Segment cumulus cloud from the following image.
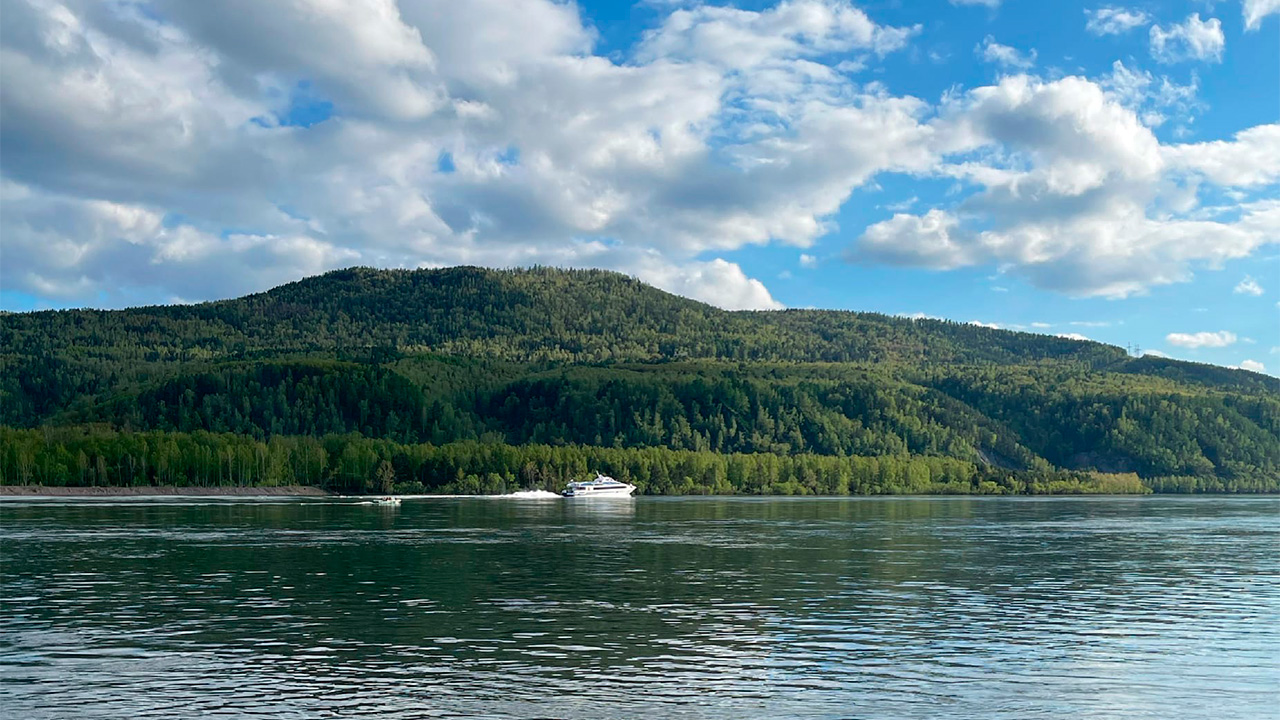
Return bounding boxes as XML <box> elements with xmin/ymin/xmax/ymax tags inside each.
<box><xmin>853</xmin><ymin>210</ymin><xmax>970</xmax><ymax>269</ymax></box>
<box><xmin>848</xmin><ymin>74</ymin><xmax>1280</xmax><ymax>298</ymax></box>
<box><xmin>799</xmin><ymin>253</ymin><xmax>818</xmax><ymax>268</ymax></box>
<box><xmin>0</xmin><ymin>182</ymin><xmax>361</xmax><ymax>304</ymax></box>
<box><xmin>626</xmin><ymin>257</ymin><xmax>783</xmax><ymax>310</ymax></box>
<box><xmin>976</xmin><ymin>36</ymin><xmax>1036</xmax><ymax>70</ymax></box>
<box><xmin>1</xmin><ymin>0</ymin><xmax>1276</xmax><ymax>312</ymax></box>
<box><xmin>1237</xmin><ymin>359</ymin><xmax>1266</xmax><ymax>372</ymax></box>
<box><xmin>1085</xmin><ymin>7</ymin><xmax>1149</xmax><ymax>35</ymax></box>
<box><xmin>1149</xmin><ymin>14</ymin><xmax>1224</xmax><ymax>64</ymax></box>
<box><xmin>153</xmin><ymin>0</ymin><xmax>445</xmax><ymax>121</ymax></box>
<box><xmin>1163</xmin><ymin>124</ymin><xmax>1280</xmax><ymax>186</ymax></box>
<box><xmin>1166</xmin><ymin>330</ymin><xmax>1237</xmax><ymax>348</ymax></box>
<box><xmin>0</xmin><ymin>0</ymin><xmax>926</xmax><ymax>310</ymax></box>
<box><xmin>1057</xmin><ymin>332</ymin><xmax>1090</xmax><ymax>341</ymax></box>
<box><xmin>1235</xmin><ymin>276</ymin><xmax>1265</xmax><ymax>296</ymax></box>
<box><xmin>1244</xmin><ymin>0</ymin><xmax>1280</xmax><ymax>30</ymax></box>
<box><xmin>637</xmin><ymin>0</ymin><xmax>920</xmax><ymax>66</ymax></box>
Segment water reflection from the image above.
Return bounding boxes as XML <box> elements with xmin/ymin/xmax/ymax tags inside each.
<box><xmin>561</xmin><ymin>497</ymin><xmax>637</xmax><ymax>521</ymax></box>
<box><xmin>1</xmin><ymin>496</ymin><xmax>1277</xmax><ymax>719</ymax></box>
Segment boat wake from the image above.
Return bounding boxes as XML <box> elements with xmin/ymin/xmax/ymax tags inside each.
<box><xmin>493</xmin><ymin>490</ymin><xmax>562</xmax><ymax>500</ymax></box>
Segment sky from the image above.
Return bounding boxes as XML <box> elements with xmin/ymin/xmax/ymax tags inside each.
<box><xmin>0</xmin><ymin>0</ymin><xmax>1277</xmax><ymax>374</ymax></box>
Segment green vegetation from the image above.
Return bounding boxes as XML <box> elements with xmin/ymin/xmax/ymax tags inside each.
<box><xmin>0</xmin><ymin>427</ymin><xmax>1153</xmax><ymax>496</ymax></box>
<box><xmin>2</xmin><ymin>266</ymin><xmax>1276</xmax><ymax>493</ymax></box>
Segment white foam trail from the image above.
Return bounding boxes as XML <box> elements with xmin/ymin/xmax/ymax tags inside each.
<box><xmin>494</xmin><ymin>490</ymin><xmax>562</xmax><ymax>500</ymax></box>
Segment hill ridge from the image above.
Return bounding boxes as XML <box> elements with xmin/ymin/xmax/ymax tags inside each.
<box><xmin>2</xmin><ymin>266</ymin><xmax>1277</xmax><ymax>490</ymax></box>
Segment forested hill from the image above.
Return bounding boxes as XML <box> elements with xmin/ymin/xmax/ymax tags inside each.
<box><xmin>4</xmin><ymin>266</ymin><xmax>1130</xmax><ymax>365</ymax></box>
<box><xmin>2</xmin><ymin>266</ymin><xmax>1278</xmax><ymax>493</ymax></box>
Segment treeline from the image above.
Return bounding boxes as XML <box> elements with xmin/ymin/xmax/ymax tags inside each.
<box><xmin>0</xmin><ymin>427</ymin><xmax>1166</xmax><ymax>496</ymax></box>
<box><xmin>1</xmin><ymin>266</ymin><xmax>1128</xmax><ymax>373</ymax></box>
<box><xmin>480</xmin><ymin>366</ymin><xmax>1047</xmax><ymax>465</ymax></box>
<box><xmin>65</xmin><ymin>361</ymin><xmax>438</xmax><ymax>442</ymax></box>
<box><xmin>921</xmin><ymin>366</ymin><xmax>1280</xmax><ymax>480</ymax></box>
<box><xmin>2</xmin><ymin>266</ymin><xmax>1277</xmax><ymax>492</ymax></box>
<box><xmin>27</xmin><ymin>358</ymin><xmax>1279</xmax><ymax>484</ymax></box>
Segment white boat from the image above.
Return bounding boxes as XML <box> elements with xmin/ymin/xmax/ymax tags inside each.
<box><xmin>562</xmin><ymin>474</ymin><xmax>636</xmax><ymax>498</ymax></box>
<box><xmin>374</xmin><ymin>496</ymin><xmax>401</xmax><ymax>506</ymax></box>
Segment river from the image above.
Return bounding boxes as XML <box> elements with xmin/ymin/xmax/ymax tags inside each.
<box><xmin>2</xmin><ymin>495</ymin><xmax>1277</xmax><ymax>718</ymax></box>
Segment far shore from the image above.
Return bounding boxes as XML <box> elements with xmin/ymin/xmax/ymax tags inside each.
<box><xmin>0</xmin><ymin>485</ymin><xmax>330</xmax><ymax>497</ymax></box>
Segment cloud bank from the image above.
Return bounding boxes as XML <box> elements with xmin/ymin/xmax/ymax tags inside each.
<box><xmin>1166</xmin><ymin>331</ymin><xmax>1237</xmax><ymax>348</ymax></box>
<box><xmin>0</xmin><ymin>0</ymin><xmax>1276</xmax><ymax>311</ymax></box>
<box><xmin>848</xmin><ymin>75</ymin><xmax>1280</xmax><ymax>298</ymax></box>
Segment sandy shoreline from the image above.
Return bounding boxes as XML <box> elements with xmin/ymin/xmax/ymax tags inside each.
<box><xmin>0</xmin><ymin>485</ymin><xmax>329</xmax><ymax>497</ymax></box>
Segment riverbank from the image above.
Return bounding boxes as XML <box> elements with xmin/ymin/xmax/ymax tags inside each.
<box><xmin>0</xmin><ymin>485</ymin><xmax>329</xmax><ymax>497</ymax></box>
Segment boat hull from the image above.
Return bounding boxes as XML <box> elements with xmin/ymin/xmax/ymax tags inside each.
<box><xmin>561</xmin><ymin>487</ymin><xmax>636</xmax><ymax>498</ymax></box>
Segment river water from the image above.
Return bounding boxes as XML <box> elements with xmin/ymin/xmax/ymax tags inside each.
<box><xmin>1</xmin><ymin>496</ymin><xmax>1277</xmax><ymax>719</ymax></box>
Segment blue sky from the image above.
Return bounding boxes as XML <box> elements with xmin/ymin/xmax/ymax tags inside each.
<box><xmin>0</xmin><ymin>0</ymin><xmax>1277</xmax><ymax>373</ymax></box>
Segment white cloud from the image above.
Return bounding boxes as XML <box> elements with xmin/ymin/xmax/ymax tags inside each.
<box><xmin>0</xmin><ymin>0</ymin><xmax>928</xmax><ymax>309</ymax></box>
<box><xmin>0</xmin><ymin>183</ymin><xmax>361</xmax><ymax>304</ymax></box>
<box><xmin>951</xmin><ymin>0</ymin><xmax>1001</xmax><ymax>7</ymax></box>
<box><xmin>2</xmin><ymin>180</ymin><xmax>781</xmax><ymax>310</ymax></box>
<box><xmin>1100</xmin><ymin>60</ymin><xmax>1200</xmax><ymax>128</ymax></box>
<box><xmin>855</xmin><ymin>209</ymin><xmax>970</xmax><ymax>268</ymax></box>
<box><xmin>976</xmin><ymin>36</ymin><xmax>1036</xmax><ymax>70</ymax></box>
<box><xmin>1085</xmin><ymin>7</ymin><xmax>1150</xmax><ymax>35</ymax></box>
<box><xmin>1057</xmin><ymin>332</ymin><xmax>1090</xmax><ymax>341</ymax></box>
<box><xmin>1</xmin><ymin>0</ymin><xmax>1274</xmax><ymax>312</ymax></box>
<box><xmin>1235</xmin><ymin>276</ymin><xmax>1265</xmax><ymax>296</ymax></box>
<box><xmin>848</xmin><ymin>74</ymin><xmax>1280</xmax><ymax>298</ymax></box>
<box><xmin>1150</xmin><ymin>14</ymin><xmax>1224</xmax><ymax>64</ymax></box>
<box><xmin>1244</xmin><ymin>0</ymin><xmax>1280</xmax><ymax>30</ymax></box>
<box><xmin>1140</xmin><ymin>349</ymin><xmax>1169</xmax><ymax>357</ymax></box>
<box><xmin>1163</xmin><ymin>124</ymin><xmax>1280</xmax><ymax>186</ymax></box>
<box><xmin>1237</xmin><ymin>359</ymin><xmax>1266</xmax><ymax>372</ymax></box>
<box><xmin>1166</xmin><ymin>330</ymin><xmax>1237</xmax><ymax>348</ymax></box>
<box><xmin>1031</xmin><ymin>321</ymin><xmax>1052</xmax><ymax>328</ymax></box>
<box><xmin>628</xmin><ymin>257</ymin><xmax>783</xmax><ymax>310</ymax></box>
<box><xmin>969</xmin><ymin>320</ymin><xmax>1002</xmax><ymax>328</ymax></box>
<box><xmin>799</xmin><ymin>253</ymin><xmax>818</xmax><ymax>268</ymax></box>
<box><xmin>884</xmin><ymin>196</ymin><xmax>918</xmax><ymax>211</ymax></box>
<box><xmin>636</xmin><ymin>1</ymin><xmax>920</xmax><ymax>68</ymax></box>
<box><xmin>154</xmin><ymin>0</ymin><xmax>445</xmax><ymax>121</ymax></box>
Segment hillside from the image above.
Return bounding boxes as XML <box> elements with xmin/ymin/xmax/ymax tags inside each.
<box><xmin>2</xmin><ymin>266</ymin><xmax>1139</xmax><ymax>362</ymax></box>
<box><xmin>1</xmin><ymin>266</ymin><xmax>1277</xmax><ymax>493</ymax></box>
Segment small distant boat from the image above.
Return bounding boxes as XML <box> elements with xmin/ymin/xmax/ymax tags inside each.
<box><xmin>374</xmin><ymin>496</ymin><xmax>401</xmax><ymax>506</ymax></box>
<box><xmin>562</xmin><ymin>474</ymin><xmax>636</xmax><ymax>498</ymax></box>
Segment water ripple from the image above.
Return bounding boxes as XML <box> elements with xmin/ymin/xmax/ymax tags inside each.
<box><xmin>2</xmin><ymin>496</ymin><xmax>1278</xmax><ymax>719</ymax></box>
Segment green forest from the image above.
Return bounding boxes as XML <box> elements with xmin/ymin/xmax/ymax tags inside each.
<box><xmin>2</xmin><ymin>266</ymin><xmax>1277</xmax><ymax>494</ymax></box>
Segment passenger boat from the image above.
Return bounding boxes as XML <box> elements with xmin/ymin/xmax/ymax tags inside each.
<box><xmin>561</xmin><ymin>474</ymin><xmax>636</xmax><ymax>498</ymax></box>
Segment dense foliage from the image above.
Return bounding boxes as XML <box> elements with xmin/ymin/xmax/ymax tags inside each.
<box><xmin>1</xmin><ymin>427</ymin><xmax>1157</xmax><ymax>496</ymax></box>
<box><xmin>2</xmin><ymin>267</ymin><xmax>1276</xmax><ymax>492</ymax></box>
